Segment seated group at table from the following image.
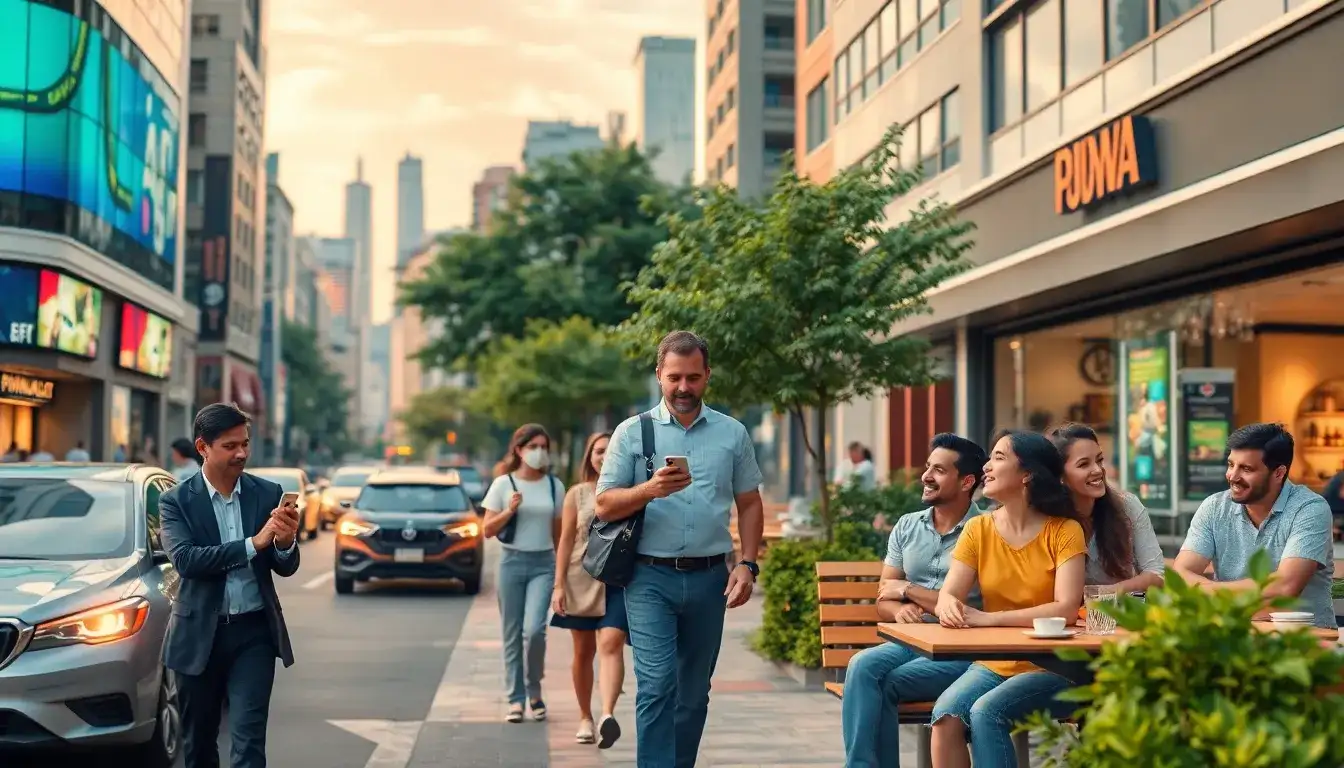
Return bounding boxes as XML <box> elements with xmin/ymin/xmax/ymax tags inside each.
<box><xmin>842</xmin><ymin>422</ymin><xmax>1337</xmax><ymax>768</ymax></box>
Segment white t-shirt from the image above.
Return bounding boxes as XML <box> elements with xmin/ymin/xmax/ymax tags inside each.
<box><xmin>482</xmin><ymin>473</ymin><xmax>564</xmax><ymax>552</ymax></box>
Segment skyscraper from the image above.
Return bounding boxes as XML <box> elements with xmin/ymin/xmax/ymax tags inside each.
<box><xmin>521</xmin><ymin>120</ymin><xmax>604</xmax><ymax>170</ymax></box>
<box><xmin>397</xmin><ymin>153</ymin><xmax>425</xmax><ymax>270</ymax></box>
<box><xmin>633</xmin><ymin>36</ymin><xmax>697</xmax><ymax>185</ymax></box>
<box><xmin>471</xmin><ymin>166</ymin><xmax>515</xmax><ymax>232</ymax></box>
<box><xmin>343</xmin><ymin>159</ymin><xmax>372</xmax><ymax>437</ymax></box>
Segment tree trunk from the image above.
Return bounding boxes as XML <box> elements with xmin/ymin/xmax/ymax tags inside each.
<box><xmin>791</xmin><ymin>403</ymin><xmax>831</xmax><ymax>543</ymax></box>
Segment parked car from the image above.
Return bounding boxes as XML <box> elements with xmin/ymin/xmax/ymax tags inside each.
<box><xmin>441</xmin><ymin>464</ymin><xmax>485</xmax><ymax>508</ymax></box>
<box><xmin>319</xmin><ymin>465</ymin><xmax>380</xmax><ymax>528</ymax></box>
<box><xmin>0</xmin><ymin>463</ymin><xmax>181</xmax><ymax>765</ymax></box>
<box><xmin>247</xmin><ymin>467</ymin><xmax>320</xmax><ymax>540</ymax></box>
<box><xmin>333</xmin><ymin>471</ymin><xmax>483</xmax><ymax>595</ymax></box>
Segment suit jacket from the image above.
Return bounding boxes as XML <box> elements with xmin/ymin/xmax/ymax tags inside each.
<box><xmin>159</xmin><ymin>471</ymin><xmax>300</xmax><ymax>676</ymax></box>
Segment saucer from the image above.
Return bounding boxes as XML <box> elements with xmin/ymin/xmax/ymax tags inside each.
<box><xmin>1023</xmin><ymin>629</ymin><xmax>1079</xmax><ymax>639</ymax></box>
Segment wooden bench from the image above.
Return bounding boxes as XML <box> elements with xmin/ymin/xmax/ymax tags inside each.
<box><xmin>730</xmin><ymin>501</ymin><xmax>787</xmax><ymax>556</ymax></box>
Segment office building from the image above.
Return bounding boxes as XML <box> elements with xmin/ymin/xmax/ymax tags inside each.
<box><xmin>363</xmin><ymin>323</ymin><xmax>392</xmax><ymax>443</ymax></box>
<box><xmin>261</xmin><ymin>153</ymin><xmax>295</xmax><ymax>463</ymax></box>
<box><xmin>311</xmin><ymin>236</ymin><xmax>360</xmax><ymax>439</ymax></box>
<box><xmin>633</xmin><ymin>36</ymin><xmax>698</xmax><ymax>185</ymax></box>
<box><xmin>521</xmin><ymin>120</ymin><xmax>604</xmax><ymax>170</ymax></box>
<box><xmin>397</xmin><ymin>153</ymin><xmax>425</xmax><ymax>270</ymax></box>
<box><xmin>796</xmin><ymin>0</ymin><xmax>832</xmax><ymax>181</ymax></box>
<box><xmin>0</xmin><ymin>0</ymin><xmax>195</xmax><ymax>461</ymax></box>
<box><xmin>183</xmin><ymin>0</ymin><xmax>269</xmax><ymax>434</ymax></box>
<box><xmin>817</xmin><ymin>0</ymin><xmax>1344</xmax><ymax>530</ymax></box>
<box><xmin>343</xmin><ymin>160</ymin><xmax>372</xmax><ymax>432</ymax></box>
<box><xmin>704</xmin><ymin>0</ymin><xmax>797</xmax><ymax>195</ymax></box>
<box><xmin>471</xmin><ymin>165</ymin><xmax>516</xmax><ymax>232</ymax></box>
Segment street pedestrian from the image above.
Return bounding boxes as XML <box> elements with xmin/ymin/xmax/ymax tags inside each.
<box><xmin>158</xmin><ymin>403</ymin><xmax>302</xmax><ymax>768</ymax></box>
<box><xmin>482</xmin><ymin>423</ymin><xmax>565</xmax><ymax>723</ymax></box>
<box><xmin>595</xmin><ymin>330</ymin><xmax>764</xmax><ymax>768</ymax></box>
<box><xmin>551</xmin><ymin>431</ymin><xmax>629</xmax><ymax>748</ymax></box>
<box><xmin>171</xmin><ymin>437</ymin><xmax>203</xmax><ymax>481</ymax></box>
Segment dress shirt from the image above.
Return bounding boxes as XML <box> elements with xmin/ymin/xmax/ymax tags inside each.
<box><xmin>207</xmin><ymin>476</ymin><xmax>296</xmax><ymax>616</ymax></box>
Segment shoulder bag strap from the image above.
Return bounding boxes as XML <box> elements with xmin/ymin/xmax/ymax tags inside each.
<box><xmin>506</xmin><ymin>473</ymin><xmax>518</xmax><ymax>492</ymax></box>
<box><xmin>639</xmin><ymin>411</ymin><xmax>656</xmax><ymax>481</ymax></box>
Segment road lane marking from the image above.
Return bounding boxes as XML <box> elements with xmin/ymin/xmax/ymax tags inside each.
<box><xmin>303</xmin><ymin>571</ymin><xmax>335</xmax><ymax>590</ymax></box>
<box><xmin>328</xmin><ymin>720</ymin><xmax>422</xmax><ymax>768</ymax></box>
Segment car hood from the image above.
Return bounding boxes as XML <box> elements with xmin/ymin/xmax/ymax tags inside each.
<box><xmin>0</xmin><ymin>557</ymin><xmax>140</xmax><ymax>620</ymax></box>
<box><xmin>350</xmin><ymin>510</ymin><xmax>478</xmax><ymax>530</ymax></box>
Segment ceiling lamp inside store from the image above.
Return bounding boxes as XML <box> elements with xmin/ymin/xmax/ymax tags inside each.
<box><xmin>1119</xmin><ymin>296</ymin><xmax>1256</xmax><ymax>345</ymax></box>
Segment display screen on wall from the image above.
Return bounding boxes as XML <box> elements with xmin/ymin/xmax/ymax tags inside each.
<box><xmin>0</xmin><ymin>0</ymin><xmax>181</xmax><ymax>292</ymax></box>
<box><xmin>1124</xmin><ymin>334</ymin><xmax>1173</xmax><ymax>508</ymax></box>
<box><xmin>119</xmin><ymin>302</ymin><xmax>172</xmax><ymax>378</ymax></box>
<box><xmin>36</xmin><ymin>268</ymin><xmax>102</xmax><ymax>358</ymax></box>
<box><xmin>0</xmin><ymin>264</ymin><xmax>38</xmax><ymax>347</ymax></box>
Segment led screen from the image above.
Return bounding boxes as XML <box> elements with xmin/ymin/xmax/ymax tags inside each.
<box><xmin>36</xmin><ymin>268</ymin><xmax>102</xmax><ymax>358</ymax></box>
<box><xmin>119</xmin><ymin>302</ymin><xmax>172</xmax><ymax>378</ymax></box>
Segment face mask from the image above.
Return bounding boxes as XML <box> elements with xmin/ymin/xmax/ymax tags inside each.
<box><xmin>521</xmin><ymin>447</ymin><xmax>549</xmax><ymax>470</ymax></box>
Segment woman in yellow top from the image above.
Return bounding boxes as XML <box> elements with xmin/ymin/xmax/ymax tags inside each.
<box><xmin>930</xmin><ymin>430</ymin><xmax>1087</xmax><ymax>767</ymax></box>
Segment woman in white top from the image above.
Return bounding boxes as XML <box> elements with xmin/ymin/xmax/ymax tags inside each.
<box><xmin>1049</xmin><ymin>423</ymin><xmax>1165</xmax><ymax>592</ymax></box>
<box><xmin>836</xmin><ymin>442</ymin><xmax>877</xmax><ymax>490</ymax></box>
<box><xmin>482</xmin><ymin>424</ymin><xmax>565</xmax><ymax>724</ymax></box>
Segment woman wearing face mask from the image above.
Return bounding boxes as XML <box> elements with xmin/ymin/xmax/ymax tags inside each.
<box><xmin>1049</xmin><ymin>423</ymin><xmax>1165</xmax><ymax>593</ymax></box>
<box><xmin>929</xmin><ymin>430</ymin><xmax>1086</xmax><ymax>767</ymax></box>
<box><xmin>483</xmin><ymin>424</ymin><xmax>565</xmax><ymax>724</ymax></box>
<box><xmin>550</xmin><ymin>432</ymin><xmax>629</xmax><ymax>748</ymax></box>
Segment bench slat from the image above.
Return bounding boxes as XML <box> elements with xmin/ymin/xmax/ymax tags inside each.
<box><xmin>824</xmin><ymin>681</ymin><xmax>844</xmax><ymax>699</ymax></box>
<box><xmin>818</xmin><ymin>581</ymin><xmax>880</xmax><ymax>601</ymax></box>
<box><xmin>820</xmin><ymin>603</ymin><xmax>882</xmax><ymax>623</ymax></box>
<box><xmin>822</xmin><ymin>648</ymin><xmax>862</xmax><ymax>669</ymax></box>
<box><xmin>816</xmin><ymin>561</ymin><xmax>884</xmax><ymax>578</ymax></box>
<box><xmin>822</xmin><ymin>625</ymin><xmax>882</xmax><ymax>646</ymax></box>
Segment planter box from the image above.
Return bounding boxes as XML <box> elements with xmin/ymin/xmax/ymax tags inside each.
<box><xmin>772</xmin><ymin>660</ymin><xmax>828</xmax><ymax>687</ymax></box>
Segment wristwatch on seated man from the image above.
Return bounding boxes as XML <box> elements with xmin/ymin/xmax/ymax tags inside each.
<box><xmin>738</xmin><ymin>560</ymin><xmax>759</xmax><ymax>579</ymax></box>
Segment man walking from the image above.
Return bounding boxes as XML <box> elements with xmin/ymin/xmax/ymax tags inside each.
<box><xmin>596</xmin><ymin>330</ymin><xmax>764</xmax><ymax>768</ymax></box>
<box><xmin>159</xmin><ymin>403</ymin><xmax>302</xmax><ymax>767</ymax></box>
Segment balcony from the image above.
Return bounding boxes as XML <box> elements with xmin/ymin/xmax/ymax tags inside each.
<box><xmin>763</xmin><ymin>92</ymin><xmax>795</xmax><ymax>133</ymax></box>
<box><xmin>763</xmin><ymin>15</ymin><xmax>796</xmax><ymax>72</ymax></box>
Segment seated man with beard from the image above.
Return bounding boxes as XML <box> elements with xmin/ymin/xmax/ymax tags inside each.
<box><xmin>1173</xmin><ymin>423</ymin><xmax>1335</xmax><ymax>628</ymax></box>
<box><xmin>841</xmin><ymin>433</ymin><xmax>986</xmax><ymax>768</ymax></box>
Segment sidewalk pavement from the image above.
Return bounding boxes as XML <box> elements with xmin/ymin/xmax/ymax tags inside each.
<box><xmin>412</xmin><ymin>543</ymin><xmax>929</xmax><ymax>766</ymax></box>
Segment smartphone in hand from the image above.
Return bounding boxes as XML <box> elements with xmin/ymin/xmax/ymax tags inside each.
<box><xmin>280</xmin><ymin>491</ymin><xmax>300</xmax><ymax>510</ymax></box>
<box><xmin>665</xmin><ymin>455</ymin><xmax>691</xmax><ymax>477</ymax></box>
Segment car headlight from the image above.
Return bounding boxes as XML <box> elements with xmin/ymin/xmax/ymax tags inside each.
<box><xmin>339</xmin><ymin>518</ymin><xmax>378</xmax><ymax>536</ymax></box>
<box><xmin>29</xmin><ymin>597</ymin><xmax>150</xmax><ymax>650</ymax></box>
<box><xmin>444</xmin><ymin>521</ymin><xmax>480</xmax><ymax>538</ymax></box>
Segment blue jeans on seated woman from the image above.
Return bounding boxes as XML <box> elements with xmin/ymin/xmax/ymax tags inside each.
<box><xmin>931</xmin><ymin>663</ymin><xmax>1074</xmax><ymax>767</ymax></box>
<box><xmin>841</xmin><ymin>643</ymin><xmax>971</xmax><ymax>768</ymax></box>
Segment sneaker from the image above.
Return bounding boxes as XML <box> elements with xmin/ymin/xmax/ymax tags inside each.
<box><xmin>506</xmin><ymin>703</ymin><xmax>524</xmax><ymax>724</ymax></box>
<box><xmin>597</xmin><ymin>715</ymin><xmax>621</xmax><ymax>749</ymax></box>
<box><xmin>576</xmin><ymin>719</ymin><xmax>595</xmax><ymax>744</ymax></box>
<box><xmin>529</xmin><ymin>699</ymin><xmax>547</xmax><ymax>721</ymax></box>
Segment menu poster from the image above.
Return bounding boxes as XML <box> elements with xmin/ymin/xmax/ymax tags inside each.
<box><xmin>1179</xmin><ymin>369</ymin><xmax>1235</xmax><ymax>501</ymax></box>
<box><xmin>1124</xmin><ymin>334</ymin><xmax>1173</xmax><ymax>508</ymax></box>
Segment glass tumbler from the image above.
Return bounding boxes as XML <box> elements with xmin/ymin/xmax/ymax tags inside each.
<box><xmin>1084</xmin><ymin>585</ymin><xmax>1118</xmax><ymax>635</ymax></box>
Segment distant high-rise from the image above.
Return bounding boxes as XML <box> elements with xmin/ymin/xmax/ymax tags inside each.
<box><xmin>633</xmin><ymin>36</ymin><xmax>696</xmax><ymax>184</ymax></box>
<box><xmin>471</xmin><ymin>166</ymin><xmax>516</xmax><ymax>232</ymax></box>
<box><xmin>312</xmin><ymin>235</ymin><xmax>361</xmax><ymax>439</ymax></box>
<box><xmin>396</xmin><ymin>153</ymin><xmax>425</xmax><ymax>269</ymax></box>
<box><xmin>343</xmin><ymin>160</ymin><xmax>372</xmax><ymax>440</ymax></box>
<box><xmin>521</xmin><ymin>120</ymin><xmax>604</xmax><ymax>170</ymax></box>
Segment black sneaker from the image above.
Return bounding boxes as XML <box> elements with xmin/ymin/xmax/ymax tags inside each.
<box><xmin>598</xmin><ymin>715</ymin><xmax>621</xmax><ymax>749</ymax></box>
<box><xmin>530</xmin><ymin>699</ymin><xmax>547</xmax><ymax>721</ymax></box>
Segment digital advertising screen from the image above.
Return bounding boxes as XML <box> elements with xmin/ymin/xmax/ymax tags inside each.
<box><xmin>119</xmin><ymin>302</ymin><xmax>172</xmax><ymax>378</ymax></box>
<box><xmin>0</xmin><ymin>263</ymin><xmax>38</xmax><ymax>347</ymax></box>
<box><xmin>0</xmin><ymin>0</ymin><xmax>181</xmax><ymax>291</ymax></box>
<box><xmin>36</xmin><ymin>268</ymin><xmax>102</xmax><ymax>358</ymax></box>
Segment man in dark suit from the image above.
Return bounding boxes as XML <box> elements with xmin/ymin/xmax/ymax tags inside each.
<box><xmin>159</xmin><ymin>403</ymin><xmax>302</xmax><ymax>767</ymax></box>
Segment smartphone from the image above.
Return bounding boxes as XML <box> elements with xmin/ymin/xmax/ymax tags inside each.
<box><xmin>665</xmin><ymin>456</ymin><xmax>691</xmax><ymax>476</ymax></box>
<box><xmin>280</xmin><ymin>491</ymin><xmax>300</xmax><ymax>509</ymax></box>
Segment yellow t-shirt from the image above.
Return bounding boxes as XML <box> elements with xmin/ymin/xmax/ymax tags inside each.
<box><xmin>951</xmin><ymin>514</ymin><xmax>1087</xmax><ymax>677</ymax></box>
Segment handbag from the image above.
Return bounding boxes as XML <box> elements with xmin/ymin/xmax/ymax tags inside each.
<box><xmin>498</xmin><ymin>472</ymin><xmax>557</xmax><ymax>544</ymax></box>
<box><xmin>583</xmin><ymin>411</ymin><xmax>655</xmax><ymax>587</ymax></box>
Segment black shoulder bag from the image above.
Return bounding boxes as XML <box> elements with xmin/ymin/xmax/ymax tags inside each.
<box><xmin>583</xmin><ymin>411</ymin><xmax>654</xmax><ymax>587</ymax></box>
<box><xmin>498</xmin><ymin>472</ymin><xmax>557</xmax><ymax>544</ymax></box>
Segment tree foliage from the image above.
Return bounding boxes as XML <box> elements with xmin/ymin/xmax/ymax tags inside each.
<box><xmin>398</xmin><ymin>143</ymin><xmax>695</xmax><ymax>369</ymax></box>
<box><xmin>399</xmin><ymin>386</ymin><xmax>500</xmax><ymax>460</ymax></box>
<box><xmin>621</xmin><ymin>127</ymin><xmax>974</xmax><ymax>535</ymax></box>
<box><xmin>281</xmin><ymin>319</ymin><xmax>354</xmax><ymax>460</ymax></box>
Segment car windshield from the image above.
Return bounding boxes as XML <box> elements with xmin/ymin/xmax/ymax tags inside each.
<box><xmin>331</xmin><ymin>469</ymin><xmax>375</xmax><ymax>487</ymax></box>
<box><xmin>250</xmin><ymin>471</ymin><xmax>302</xmax><ymax>492</ymax></box>
<box><xmin>0</xmin><ymin>479</ymin><xmax>133</xmax><ymax>560</ymax></box>
<box><xmin>450</xmin><ymin>466</ymin><xmax>482</xmax><ymax>484</ymax></box>
<box><xmin>356</xmin><ymin>484</ymin><xmax>471</xmax><ymax>513</ymax></box>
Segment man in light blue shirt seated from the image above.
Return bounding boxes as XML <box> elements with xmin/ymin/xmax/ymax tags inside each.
<box><xmin>596</xmin><ymin>330</ymin><xmax>764</xmax><ymax>768</ymax></box>
<box><xmin>1173</xmin><ymin>422</ymin><xmax>1336</xmax><ymax>628</ymax></box>
<box><xmin>841</xmin><ymin>433</ymin><xmax>986</xmax><ymax>768</ymax></box>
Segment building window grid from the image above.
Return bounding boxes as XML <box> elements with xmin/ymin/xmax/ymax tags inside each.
<box><xmin>833</xmin><ymin>0</ymin><xmax>961</xmax><ymax>124</ymax></box>
<box><xmin>807</xmin><ymin>0</ymin><xmax>829</xmax><ymax>42</ymax></box>
<box><xmin>986</xmin><ymin>0</ymin><xmax>1211</xmax><ymax>135</ymax></box>
<box><xmin>806</xmin><ymin>77</ymin><xmax>830</xmax><ymax>152</ymax></box>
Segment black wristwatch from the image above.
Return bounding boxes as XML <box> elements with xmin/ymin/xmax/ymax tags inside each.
<box><xmin>738</xmin><ymin>560</ymin><xmax>759</xmax><ymax>578</ymax></box>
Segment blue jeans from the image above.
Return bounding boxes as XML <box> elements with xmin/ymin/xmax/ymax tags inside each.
<box><xmin>932</xmin><ymin>663</ymin><xmax>1074</xmax><ymax>767</ymax></box>
<box><xmin>842</xmin><ymin>644</ymin><xmax>970</xmax><ymax>768</ymax></box>
<box><xmin>624</xmin><ymin>559</ymin><xmax>730</xmax><ymax>768</ymax></box>
<box><xmin>497</xmin><ymin>547</ymin><xmax>556</xmax><ymax>705</ymax></box>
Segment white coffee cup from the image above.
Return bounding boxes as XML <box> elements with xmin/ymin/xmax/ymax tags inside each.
<box><xmin>1033</xmin><ymin>617</ymin><xmax>1067</xmax><ymax>635</ymax></box>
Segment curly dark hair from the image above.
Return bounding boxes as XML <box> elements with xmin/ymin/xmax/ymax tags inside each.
<box><xmin>1049</xmin><ymin>422</ymin><xmax>1134</xmax><ymax>580</ymax></box>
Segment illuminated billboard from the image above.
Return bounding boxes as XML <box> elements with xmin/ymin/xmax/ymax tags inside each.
<box><xmin>0</xmin><ymin>0</ymin><xmax>181</xmax><ymax>291</ymax></box>
<box><xmin>37</xmin><ymin>268</ymin><xmax>103</xmax><ymax>358</ymax></box>
<box><xmin>119</xmin><ymin>302</ymin><xmax>173</xmax><ymax>378</ymax></box>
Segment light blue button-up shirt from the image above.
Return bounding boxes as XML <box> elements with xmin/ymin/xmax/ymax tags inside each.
<box><xmin>597</xmin><ymin>400</ymin><xmax>763</xmax><ymax>558</ymax></box>
<box><xmin>208</xmin><ymin>477</ymin><xmax>295</xmax><ymax>616</ymax></box>
<box><xmin>885</xmin><ymin>506</ymin><xmax>982</xmax><ymax>609</ymax></box>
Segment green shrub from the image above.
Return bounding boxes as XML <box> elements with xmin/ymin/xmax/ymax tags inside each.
<box><xmin>1025</xmin><ymin>551</ymin><xmax>1344</xmax><ymax>768</ymax></box>
<box><xmin>1332</xmin><ymin>578</ymin><xmax>1343</xmax><ymax>599</ymax></box>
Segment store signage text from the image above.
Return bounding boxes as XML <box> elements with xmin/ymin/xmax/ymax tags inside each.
<box><xmin>7</xmin><ymin>321</ymin><xmax>34</xmax><ymax>345</ymax></box>
<box><xmin>0</xmin><ymin>372</ymin><xmax>55</xmax><ymax>404</ymax></box>
<box><xmin>1053</xmin><ymin>115</ymin><xmax>1157</xmax><ymax>215</ymax></box>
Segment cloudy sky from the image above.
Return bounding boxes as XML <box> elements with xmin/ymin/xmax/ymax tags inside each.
<box><xmin>265</xmin><ymin>0</ymin><xmax>701</xmax><ymax>323</ymax></box>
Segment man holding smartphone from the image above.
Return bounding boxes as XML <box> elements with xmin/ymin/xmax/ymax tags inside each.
<box><xmin>159</xmin><ymin>403</ymin><xmax>302</xmax><ymax>768</ymax></box>
<box><xmin>596</xmin><ymin>330</ymin><xmax>764</xmax><ymax>768</ymax></box>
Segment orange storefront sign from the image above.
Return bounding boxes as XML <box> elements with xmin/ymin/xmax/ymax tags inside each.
<box><xmin>1053</xmin><ymin>114</ymin><xmax>1157</xmax><ymax>215</ymax></box>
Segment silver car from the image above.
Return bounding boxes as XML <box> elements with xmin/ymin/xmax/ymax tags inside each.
<box><xmin>0</xmin><ymin>464</ymin><xmax>180</xmax><ymax>765</ymax></box>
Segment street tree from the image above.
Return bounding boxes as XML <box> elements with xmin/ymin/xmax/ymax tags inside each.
<box><xmin>470</xmin><ymin>316</ymin><xmax>647</xmax><ymax>479</ymax></box>
<box><xmin>620</xmin><ymin>127</ymin><xmax>974</xmax><ymax>539</ymax></box>
<box><xmin>398</xmin><ymin>143</ymin><xmax>694</xmax><ymax>369</ymax></box>
<box><xmin>399</xmin><ymin>386</ymin><xmax>500</xmax><ymax>461</ymax></box>
<box><xmin>281</xmin><ymin>319</ymin><xmax>355</xmax><ymax>461</ymax></box>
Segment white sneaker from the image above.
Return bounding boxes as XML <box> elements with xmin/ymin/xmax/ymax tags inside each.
<box><xmin>576</xmin><ymin>719</ymin><xmax>595</xmax><ymax>744</ymax></box>
<box><xmin>598</xmin><ymin>715</ymin><xmax>621</xmax><ymax>749</ymax></box>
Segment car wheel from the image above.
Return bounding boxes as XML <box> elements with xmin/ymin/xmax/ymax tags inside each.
<box><xmin>335</xmin><ymin>574</ymin><xmax>355</xmax><ymax>594</ymax></box>
<box><xmin>307</xmin><ymin>526</ymin><xmax>319</xmax><ymax>541</ymax></box>
<box><xmin>130</xmin><ymin>667</ymin><xmax>181</xmax><ymax>767</ymax></box>
<box><xmin>462</xmin><ymin>574</ymin><xmax>481</xmax><ymax>595</ymax></box>
<box><xmin>320</xmin><ymin>519</ymin><xmax>331</xmax><ymax>531</ymax></box>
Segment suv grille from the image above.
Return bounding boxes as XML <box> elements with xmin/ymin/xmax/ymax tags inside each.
<box><xmin>0</xmin><ymin>620</ymin><xmax>30</xmax><ymax>672</ymax></box>
<box><xmin>378</xmin><ymin>528</ymin><xmax>445</xmax><ymax>544</ymax></box>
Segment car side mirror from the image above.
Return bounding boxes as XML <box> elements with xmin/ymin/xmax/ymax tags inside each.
<box><xmin>152</xmin><ymin>551</ymin><xmax>171</xmax><ymax>566</ymax></box>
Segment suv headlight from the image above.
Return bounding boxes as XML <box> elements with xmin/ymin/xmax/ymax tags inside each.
<box><xmin>444</xmin><ymin>521</ymin><xmax>480</xmax><ymax>539</ymax></box>
<box><xmin>339</xmin><ymin>518</ymin><xmax>378</xmax><ymax>536</ymax></box>
<box><xmin>29</xmin><ymin>597</ymin><xmax>150</xmax><ymax>650</ymax></box>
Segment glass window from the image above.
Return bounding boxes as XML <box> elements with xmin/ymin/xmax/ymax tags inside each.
<box><xmin>1063</xmin><ymin>0</ymin><xmax>1104</xmax><ymax>86</ymax></box>
<box><xmin>919</xmin><ymin>14</ymin><xmax>939</xmax><ymax>47</ymax></box>
<box><xmin>864</xmin><ymin>22</ymin><xmax>881</xmax><ymax>93</ymax></box>
<box><xmin>991</xmin><ymin>18</ymin><xmax>1023</xmax><ymax>130</ymax></box>
<box><xmin>0</xmin><ymin>479</ymin><xmax>134</xmax><ymax>560</ymax></box>
<box><xmin>807</xmin><ymin>78</ymin><xmax>829</xmax><ymax>151</ymax></box>
<box><xmin>727</xmin><ymin>29</ymin><xmax>736</xmax><ymax>54</ymax></box>
<box><xmin>899</xmin><ymin>0</ymin><xmax>918</xmax><ymax>40</ymax></box>
<box><xmin>146</xmin><ymin>478</ymin><xmax>165</xmax><ymax>551</ymax></box>
<box><xmin>942</xmin><ymin>0</ymin><xmax>961</xmax><ymax>26</ymax></box>
<box><xmin>898</xmin><ymin>121</ymin><xmax>916</xmax><ymax>170</ymax></box>
<box><xmin>807</xmin><ymin>0</ymin><xmax>828</xmax><ymax>42</ymax></box>
<box><xmin>726</xmin><ymin>144</ymin><xmax>736</xmax><ymax>168</ymax></box>
<box><xmin>880</xmin><ymin>3</ymin><xmax>898</xmax><ymax>60</ymax></box>
<box><xmin>355</xmin><ymin>484</ymin><xmax>472</xmax><ymax>513</ymax></box>
<box><xmin>1024</xmin><ymin>0</ymin><xmax>1061</xmax><ymax>111</ymax></box>
<box><xmin>941</xmin><ymin>90</ymin><xmax>961</xmax><ymax>169</ymax></box>
<box><xmin>920</xmin><ymin>0</ymin><xmax>939</xmax><ymax>20</ymax></box>
<box><xmin>919</xmin><ymin>105</ymin><xmax>940</xmax><ymax>177</ymax></box>
<box><xmin>1106</xmin><ymin>0</ymin><xmax>1149</xmax><ymax>60</ymax></box>
<box><xmin>848</xmin><ymin>39</ymin><xmax>865</xmax><ymax>98</ymax></box>
<box><xmin>1157</xmin><ymin>0</ymin><xmax>1201</xmax><ymax>28</ymax></box>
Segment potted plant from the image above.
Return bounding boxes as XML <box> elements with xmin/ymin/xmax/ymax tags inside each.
<box><xmin>1333</xmin><ymin>578</ymin><xmax>1344</xmax><ymax>625</ymax></box>
<box><xmin>1025</xmin><ymin>551</ymin><xmax>1344</xmax><ymax>767</ymax></box>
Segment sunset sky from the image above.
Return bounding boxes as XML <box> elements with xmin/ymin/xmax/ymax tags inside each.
<box><xmin>265</xmin><ymin>0</ymin><xmax>701</xmax><ymax>323</ymax></box>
